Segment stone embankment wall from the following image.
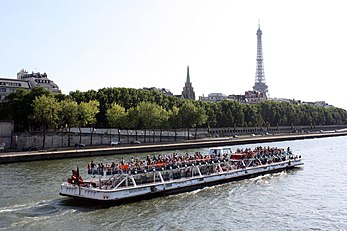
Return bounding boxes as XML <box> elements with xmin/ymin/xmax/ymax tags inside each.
<box><xmin>0</xmin><ymin>121</ymin><xmax>14</xmax><ymax>151</ymax></box>
<box><xmin>2</xmin><ymin>131</ymin><xmax>347</xmax><ymax>164</ymax></box>
<box><xmin>6</xmin><ymin>125</ymin><xmax>347</xmax><ymax>150</ymax></box>
<box><xmin>208</xmin><ymin>125</ymin><xmax>347</xmax><ymax>137</ymax></box>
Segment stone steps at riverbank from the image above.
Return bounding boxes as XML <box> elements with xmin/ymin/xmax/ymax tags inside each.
<box><xmin>1</xmin><ymin>132</ymin><xmax>346</xmax><ymax>164</ymax></box>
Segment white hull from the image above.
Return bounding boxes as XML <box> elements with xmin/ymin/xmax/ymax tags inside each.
<box><xmin>59</xmin><ymin>159</ymin><xmax>303</xmax><ymax>202</ymax></box>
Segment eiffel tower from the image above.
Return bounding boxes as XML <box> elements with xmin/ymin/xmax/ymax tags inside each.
<box><xmin>253</xmin><ymin>23</ymin><xmax>268</xmax><ymax>97</ymax></box>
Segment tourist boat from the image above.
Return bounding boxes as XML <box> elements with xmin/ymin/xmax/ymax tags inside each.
<box><xmin>59</xmin><ymin>147</ymin><xmax>303</xmax><ymax>203</ymax></box>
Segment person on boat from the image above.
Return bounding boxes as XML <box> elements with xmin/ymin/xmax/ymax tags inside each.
<box><xmin>68</xmin><ymin>168</ymin><xmax>83</xmax><ymax>185</ymax></box>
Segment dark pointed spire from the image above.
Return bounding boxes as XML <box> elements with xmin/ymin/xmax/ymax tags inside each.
<box><xmin>186</xmin><ymin>66</ymin><xmax>190</xmax><ymax>83</ymax></box>
<box><xmin>182</xmin><ymin>66</ymin><xmax>195</xmax><ymax>100</ymax></box>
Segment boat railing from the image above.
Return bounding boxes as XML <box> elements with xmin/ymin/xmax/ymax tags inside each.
<box><xmin>87</xmin><ymin>156</ymin><xmax>232</xmax><ymax>176</ymax></box>
<box><xmin>86</xmin><ymin>151</ymin><xmax>301</xmax><ymax>179</ymax></box>
<box><xmin>84</xmin><ymin>155</ymin><xmax>303</xmax><ymax>190</ymax></box>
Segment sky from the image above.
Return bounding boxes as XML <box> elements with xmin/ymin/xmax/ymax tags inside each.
<box><xmin>0</xmin><ymin>0</ymin><xmax>346</xmax><ymax>109</ymax></box>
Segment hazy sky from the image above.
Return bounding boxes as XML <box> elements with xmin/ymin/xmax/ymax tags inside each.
<box><xmin>1</xmin><ymin>0</ymin><xmax>346</xmax><ymax>109</ymax></box>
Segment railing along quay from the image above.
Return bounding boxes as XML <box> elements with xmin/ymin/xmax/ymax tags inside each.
<box><xmin>0</xmin><ymin>131</ymin><xmax>346</xmax><ymax>164</ymax></box>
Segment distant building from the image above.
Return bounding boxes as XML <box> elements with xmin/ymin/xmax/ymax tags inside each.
<box><xmin>17</xmin><ymin>69</ymin><xmax>60</xmax><ymax>93</ymax></box>
<box><xmin>199</xmin><ymin>93</ymin><xmax>227</xmax><ymax>102</ymax></box>
<box><xmin>227</xmin><ymin>94</ymin><xmax>246</xmax><ymax>104</ymax></box>
<box><xmin>0</xmin><ymin>78</ymin><xmax>31</xmax><ymax>101</ymax></box>
<box><xmin>270</xmin><ymin>98</ymin><xmax>299</xmax><ymax>104</ymax></box>
<box><xmin>270</xmin><ymin>98</ymin><xmax>332</xmax><ymax>108</ymax></box>
<box><xmin>142</xmin><ymin>87</ymin><xmax>174</xmax><ymax>96</ymax></box>
<box><xmin>313</xmin><ymin>101</ymin><xmax>331</xmax><ymax>108</ymax></box>
<box><xmin>200</xmin><ymin>91</ymin><xmax>265</xmax><ymax>104</ymax></box>
<box><xmin>181</xmin><ymin>66</ymin><xmax>195</xmax><ymax>100</ymax></box>
<box><xmin>302</xmin><ymin>101</ymin><xmax>332</xmax><ymax>108</ymax></box>
<box><xmin>0</xmin><ymin>69</ymin><xmax>61</xmax><ymax>101</ymax></box>
<box><xmin>245</xmin><ymin>90</ymin><xmax>266</xmax><ymax>104</ymax></box>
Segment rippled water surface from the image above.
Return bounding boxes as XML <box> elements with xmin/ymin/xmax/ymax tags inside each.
<box><xmin>0</xmin><ymin>136</ymin><xmax>346</xmax><ymax>230</ymax></box>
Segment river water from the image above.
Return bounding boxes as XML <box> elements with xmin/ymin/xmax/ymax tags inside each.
<box><xmin>0</xmin><ymin>136</ymin><xmax>346</xmax><ymax>230</ymax></box>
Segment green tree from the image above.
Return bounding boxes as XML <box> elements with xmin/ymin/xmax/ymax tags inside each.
<box><xmin>168</xmin><ymin>106</ymin><xmax>182</xmax><ymax>141</ymax></box>
<box><xmin>106</xmin><ymin>103</ymin><xmax>127</xmax><ymax>128</ymax></box>
<box><xmin>122</xmin><ymin>107</ymin><xmax>139</xmax><ymax>143</ymax></box>
<box><xmin>179</xmin><ymin>101</ymin><xmax>208</xmax><ymax>139</ymax></box>
<box><xmin>135</xmin><ymin>102</ymin><xmax>169</xmax><ymax>142</ymax></box>
<box><xmin>220</xmin><ymin>101</ymin><xmax>234</xmax><ymax>127</ymax></box>
<box><xmin>244</xmin><ymin>104</ymin><xmax>263</xmax><ymax>127</ymax></box>
<box><xmin>106</xmin><ymin>103</ymin><xmax>127</xmax><ymax>142</ymax></box>
<box><xmin>77</xmin><ymin>100</ymin><xmax>100</xmax><ymax>144</ymax></box>
<box><xmin>60</xmin><ymin>99</ymin><xmax>79</xmax><ymax>146</ymax></box>
<box><xmin>31</xmin><ymin>95</ymin><xmax>61</xmax><ymax>148</ymax></box>
<box><xmin>6</xmin><ymin>87</ymin><xmax>51</xmax><ymax>130</ymax></box>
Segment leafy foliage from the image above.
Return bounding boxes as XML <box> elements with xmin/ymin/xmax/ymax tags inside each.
<box><xmin>31</xmin><ymin>95</ymin><xmax>61</xmax><ymax>130</ymax></box>
<box><xmin>106</xmin><ymin>103</ymin><xmax>127</xmax><ymax>129</ymax></box>
<box><xmin>1</xmin><ymin>87</ymin><xmax>347</xmax><ymax>132</ymax></box>
<box><xmin>77</xmin><ymin>100</ymin><xmax>100</xmax><ymax>128</ymax></box>
<box><xmin>60</xmin><ymin>99</ymin><xmax>79</xmax><ymax>130</ymax></box>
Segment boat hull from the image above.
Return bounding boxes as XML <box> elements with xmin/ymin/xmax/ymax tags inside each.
<box><xmin>60</xmin><ymin>159</ymin><xmax>303</xmax><ymax>204</ymax></box>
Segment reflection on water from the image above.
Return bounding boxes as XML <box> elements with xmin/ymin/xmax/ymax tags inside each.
<box><xmin>0</xmin><ymin>136</ymin><xmax>346</xmax><ymax>230</ymax></box>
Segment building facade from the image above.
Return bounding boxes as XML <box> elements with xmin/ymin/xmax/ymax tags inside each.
<box><xmin>0</xmin><ymin>78</ymin><xmax>31</xmax><ymax>101</ymax></box>
<box><xmin>199</xmin><ymin>93</ymin><xmax>227</xmax><ymax>102</ymax></box>
<box><xmin>227</xmin><ymin>94</ymin><xmax>246</xmax><ymax>104</ymax></box>
<box><xmin>17</xmin><ymin>69</ymin><xmax>60</xmax><ymax>93</ymax></box>
<box><xmin>0</xmin><ymin>70</ymin><xmax>61</xmax><ymax>101</ymax></box>
<box><xmin>199</xmin><ymin>91</ymin><xmax>265</xmax><ymax>104</ymax></box>
<box><xmin>181</xmin><ymin>66</ymin><xmax>195</xmax><ymax>100</ymax></box>
<box><xmin>245</xmin><ymin>90</ymin><xmax>266</xmax><ymax>103</ymax></box>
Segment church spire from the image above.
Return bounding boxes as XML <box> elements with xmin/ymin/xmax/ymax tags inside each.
<box><xmin>186</xmin><ymin>66</ymin><xmax>190</xmax><ymax>83</ymax></box>
<box><xmin>182</xmin><ymin>66</ymin><xmax>195</xmax><ymax>100</ymax></box>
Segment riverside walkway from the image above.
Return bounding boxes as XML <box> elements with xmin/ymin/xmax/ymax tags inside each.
<box><xmin>1</xmin><ymin>131</ymin><xmax>347</xmax><ymax>164</ymax></box>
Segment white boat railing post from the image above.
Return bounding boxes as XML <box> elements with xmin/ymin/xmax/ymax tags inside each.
<box><xmin>169</xmin><ymin>168</ymin><xmax>173</xmax><ymax>181</ymax></box>
<box><xmin>114</xmin><ymin>176</ymin><xmax>127</xmax><ymax>189</ymax></box>
<box><xmin>196</xmin><ymin>165</ymin><xmax>202</xmax><ymax>177</ymax></box>
<box><xmin>158</xmin><ymin>171</ymin><xmax>165</xmax><ymax>183</ymax></box>
<box><xmin>130</xmin><ymin>175</ymin><xmax>137</xmax><ymax>187</ymax></box>
<box><xmin>218</xmin><ymin>164</ymin><xmax>223</xmax><ymax>172</ymax></box>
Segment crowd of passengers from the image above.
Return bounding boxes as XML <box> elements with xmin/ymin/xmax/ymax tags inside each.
<box><xmin>87</xmin><ymin>146</ymin><xmax>300</xmax><ymax>175</ymax></box>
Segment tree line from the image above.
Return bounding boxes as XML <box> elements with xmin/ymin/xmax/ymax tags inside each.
<box><xmin>1</xmin><ymin>87</ymin><xmax>347</xmax><ymax>135</ymax></box>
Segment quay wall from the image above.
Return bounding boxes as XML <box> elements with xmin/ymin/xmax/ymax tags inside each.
<box><xmin>0</xmin><ymin>121</ymin><xmax>14</xmax><ymax>152</ymax></box>
<box><xmin>5</xmin><ymin>125</ymin><xmax>347</xmax><ymax>150</ymax></box>
<box><xmin>1</xmin><ymin>131</ymin><xmax>347</xmax><ymax>164</ymax></box>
